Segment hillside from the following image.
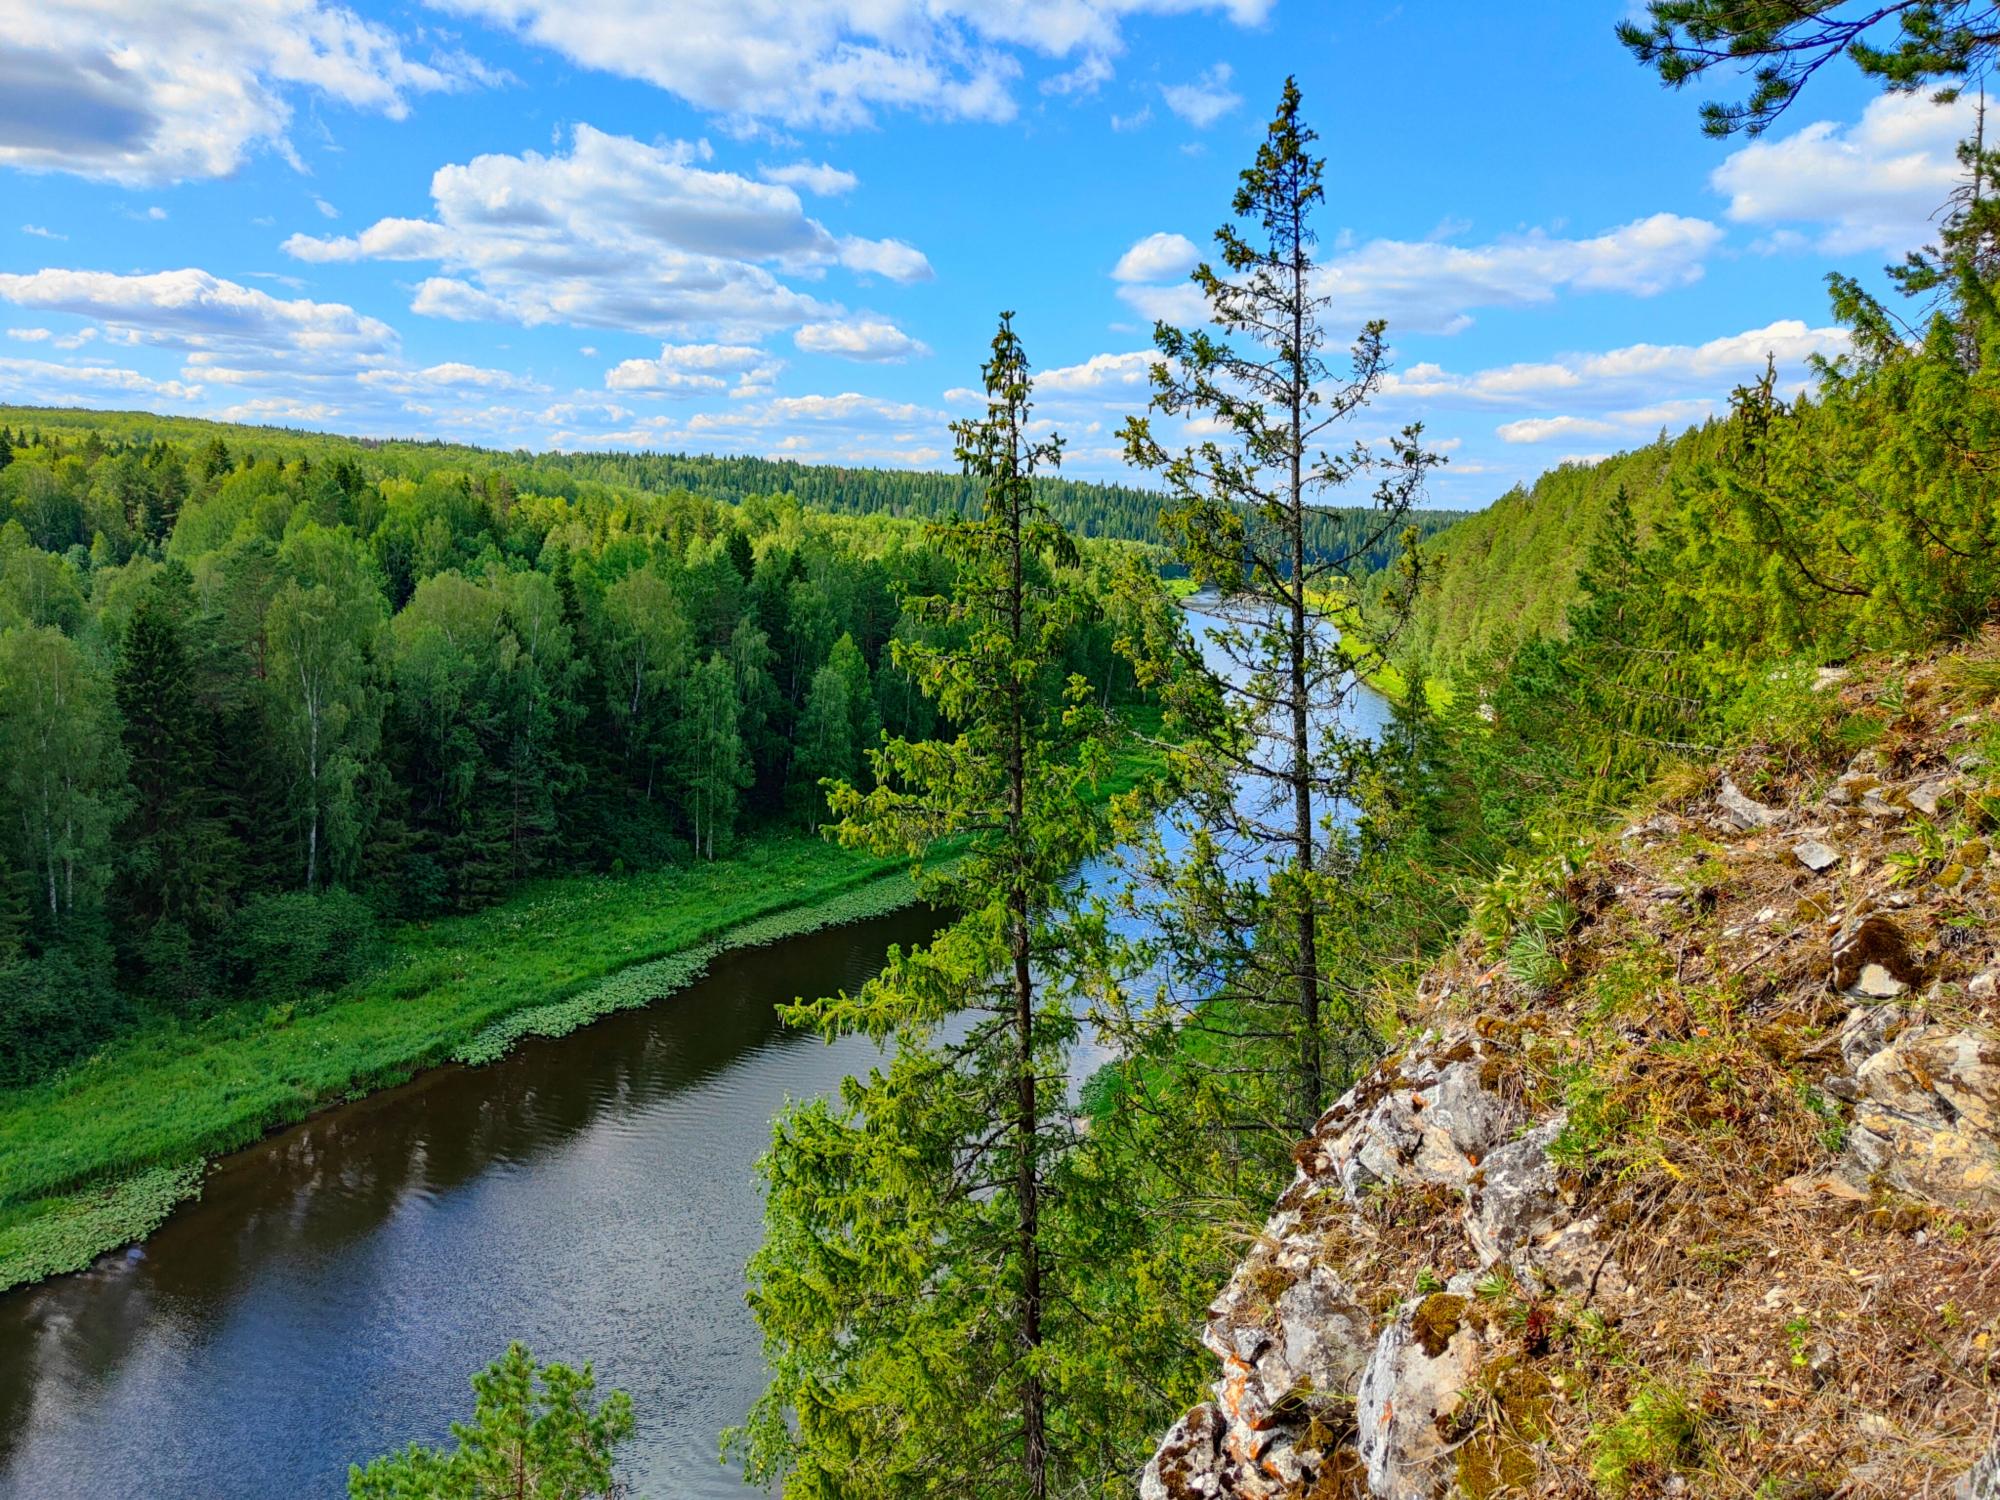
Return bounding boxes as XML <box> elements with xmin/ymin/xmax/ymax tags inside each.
<box><xmin>1144</xmin><ymin>640</ymin><xmax>2000</xmax><ymax>1498</ymax></box>
<box><xmin>0</xmin><ymin>406</ymin><xmax>1467</xmax><ymax>571</ymax></box>
<box><xmin>1384</xmin><ymin>426</ymin><xmax>1724</xmax><ymax>679</ymax></box>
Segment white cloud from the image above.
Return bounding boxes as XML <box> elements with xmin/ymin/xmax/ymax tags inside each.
<box><xmin>794</xmin><ymin>318</ymin><xmax>929</xmax><ymax>361</ymax></box>
<box><xmin>0</xmin><ymin>354</ymin><xmax>201</xmax><ymax>404</ymax></box>
<box><xmin>0</xmin><ymin>267</ymin><xmax>399</xmax><ymax>366</ymax></box>
<box><xmin>1161</xmin><ymin>63</ymin><xmax>1239</xmax><ymax>128</ymax></box>
<box><xmin>0</xmin><ymin>0</ymin><xmax>488</xmax><ymax>185</ymax></box>
<box><xmin>1381</xmin><ymin>319</ymin><xmax>1849</xmax><ymax>406</ymax></box>
<box><xmin>759</xmin><ymin>160</ymin><xmax>859</xmax><ymax>196</ymax></box>
<box><xmin>1496</xmin><ymin>399</ymin><xmax>1718</xmax><ymax>445</ymax></box>
<box><xmin>1118</xmin><ymin>213</ymin><xmax>1725</xmax><ymax>335</ymax></box>
<box><xmin>605</xmin><ymin>341</ymin><xmax>780</xmax><ymax>393</ymax></box>
<box><xmin>430</xmin><ymin>0</ymin><xmax>1269</xmax><ymax>130</ymax></box>
<box><xmin>1712</xmin><ymin>91</ymin><xmax>1975</xmax><ymax>256</ymax></box>
<box><xmin>358</xmin><ymin>361</ymin><xmax>547</xmax><ymax>394</ymax></box>
<box><xmin>283</xmin><ymin>125</ymin><xmax>930</xmax><ymax>337</ymax></box>
<box><xmin>1112</xmin><ymin>231</ymin><xmax>1198</xmax><ymax>283</ymax></box>
<box><xmin>313</xmin><ymin>195</ymin><xmax>340</xmax><ymax>219</ymax></box>
<box><xmin>20</xmin><ymin>224</ymin><xmax>65</xmax><ymax>240</ymax></box>
<box><xmin>1035</xmin><ymin>348</ymin><xmax>1155</xmax><ymax>394</ymax></box>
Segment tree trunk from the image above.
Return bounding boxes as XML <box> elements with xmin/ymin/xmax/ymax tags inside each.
<box><xmin>1288</xmin><ymin>213</ymin><xmax>1321</xmax><ymax>1138</ymax></box>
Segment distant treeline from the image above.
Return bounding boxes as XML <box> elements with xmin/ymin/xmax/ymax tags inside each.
<box><xmin>534</xmin><ymin>449</ymin><xmax>1468</xmax><ymax>571</ymax></box>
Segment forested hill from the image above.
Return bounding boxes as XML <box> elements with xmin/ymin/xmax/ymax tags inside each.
<box><xmin>536</xmin><ymin>448</ymin><xmax>1468</xmax><ymax>570</ymax></box>
<box><xmin>0</xmin><ymin>407</ymin><xmax>1467</xmax><ymax>572</ymax></box>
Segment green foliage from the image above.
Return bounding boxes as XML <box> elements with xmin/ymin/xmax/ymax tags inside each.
<box><xmin>1619</xmin><ymin>1</ymin><xmax>1997</xmax><ymax>138</ymax></box>
<box><xmin>0</xmin><ymin>405</ymin><xmax>1169</xmax><ymax>1085</ymax></box>
<box><xmin>0</xmin><ymin>1159</ymin><xmax>202</xmax><ymax>1292</ymax></box>
<box><xmin>737</xmin><ymin>316</ymin><xmax>1144</xmax><ymax>1500</ymax></box>
<box><xmin>223</xmin><ymin>890</ymin><xmax>381</xmax><ymax>1000</ymax></box>
<box><xmin>1589</xmin><ymin>1379</ymin><xmax>1704</xmax><ymax>1493</ymax></box>
<box><xmin>348</xmin><ymin>1342</ymin><xmax>633</xmax><ymax>1500</ymax></box>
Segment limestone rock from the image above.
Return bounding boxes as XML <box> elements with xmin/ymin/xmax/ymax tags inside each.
<box><xmin>1303</xmin><ymin>1028</ymin><xmax>1525</xmax><ymax>1203</ymax></box>
<box><xmin>1958</xmin><ymin>1434</ymin><xmax>2000</xmax><ymax>1500</ymax></box>
<box><xmin>1715</xmin><ymin>774</ymin><xmax>1784</xmax><ymax>831</ymax></box>
<box><xmin>1848</xmin><ymin>963</ymin><xmax>1908</xmax><ymax>1000</ymax></box>
<box><xmin>1355</xmin><ymin>1294</ymin><xmax>1486</xmax><ymax>1499</ymax></box>
<box><xmin>1845</xmin><ymin>1025</ymin><xmax>2000</xmax><ymax>1207</ymax></box>
<box><xmin>1907</xmin><ymin>776</ymin><xmax>1961</xmax><ymax>817</ymax></box>
<box><xmin>1838</xmin><ymin>1003</ymin><xmax>1906</xmax><ymax>1072</ymax></box>
<box><xmin>1141</xmin><ymin>1404</ymin><xmax>1229</xmax><ymax>1500</ymax></box>
<box><xmin>1793</xmin><ymin>838</ymin><xmax>1839</xmax><ymax>873</ymax></box>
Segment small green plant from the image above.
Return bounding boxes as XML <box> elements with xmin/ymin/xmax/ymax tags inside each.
<box><xmin>1474</xmin><ymin>1266</ymin><xmax>1516</xmax><ymax>1303</ymax></box>
<box><xmin>1415</xmin><ymin>1266</ymin><xmax>1446</xmax><ymax>1295</ymax></box>
<box><xmin>1589</xmin><ymin>1379</ymin><xmax>1703</xmax><ymax>1493</ymax></box>
<box><xmin>1783</xmin><ymin>1315</ymin><xmax>1812</xmax><ymax>1368</ymax></box>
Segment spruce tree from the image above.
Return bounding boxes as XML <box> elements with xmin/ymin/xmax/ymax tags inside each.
<box><xmin>113</xmin><ymin>589</ymin><xmax>230</xmax><ymax>986</ymax></box>
<box><xmin>1119</xmin><ymin>77</ymin><xmax>1442</xmax><ymax>1137</ymax></box>
<box><xmin>733</xmin><ymin>315</ymin><xmax>1123</xmax><ymax>1499</ymax></box>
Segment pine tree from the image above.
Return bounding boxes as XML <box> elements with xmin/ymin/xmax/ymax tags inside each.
<box><xmin>733</xmin><ymin>315</ymin><xmax>1124</xmax><ymax>1499</ymax></box>
<box><xmin>1119</xmin><ymin>78</ymin><xmax>1442</xmax><ymax>1136</ymax></box>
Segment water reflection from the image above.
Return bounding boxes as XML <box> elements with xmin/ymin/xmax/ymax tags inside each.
<box><xmin>0</xmin><ymin>906</ymin><xmax>941</xmax><ymax>1500</ymax></box>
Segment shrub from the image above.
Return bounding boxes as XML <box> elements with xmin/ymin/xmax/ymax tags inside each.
<box><xmin>224</xmin><ymin>889</ymin><xmax>380</xmax><ymax>1000</ymax></box>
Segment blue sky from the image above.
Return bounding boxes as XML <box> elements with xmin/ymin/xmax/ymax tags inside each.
<box><xmin>0</xmin><ymin>0</ymin><xmax>1975</xmax><ymax>507</ymax></box>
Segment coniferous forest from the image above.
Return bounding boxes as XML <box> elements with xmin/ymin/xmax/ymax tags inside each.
<box><xmin>6</xmin><ymin>6</ymin><xmax>2000</xmax><ymax>1500</ymax></box>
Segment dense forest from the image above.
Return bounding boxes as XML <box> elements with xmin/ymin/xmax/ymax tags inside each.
<box><xmin>0</xmin><ymin>412</ymin><xmax>1155</xmax><ymax>1086</ymax></box>
<box><xmin>0</xmin><ymin>406</ymin><xmax>1463</xmax><ymax>573</ymax></box>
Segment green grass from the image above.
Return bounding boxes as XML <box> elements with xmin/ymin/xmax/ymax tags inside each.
<box><xmin>0</xmin><ymin>724</ymin><xmax>1170</xmax><ymax>1293</ymax></box>
<box><xmin>0</xmin><ymin>836</ymin><xmax>918</xmax><ymax>1291</ymax></box>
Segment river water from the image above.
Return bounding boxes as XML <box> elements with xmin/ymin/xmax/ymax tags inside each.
<box><xmin>0</xmin><ymin>606</ymin><xmax>1391</xmax><ymax>1500</ymax></box>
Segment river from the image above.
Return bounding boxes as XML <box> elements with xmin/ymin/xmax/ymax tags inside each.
<box><xmin>0</xmin><ymin>605</ymin><xmax>1391</xmax><ymax>1500</ymax></box>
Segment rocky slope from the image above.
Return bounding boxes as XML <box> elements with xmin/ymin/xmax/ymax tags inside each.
<box><xmin>1144</xmin><ymin>647</ymin><xmax>2000</xmax><ymax>1498</ymax></box>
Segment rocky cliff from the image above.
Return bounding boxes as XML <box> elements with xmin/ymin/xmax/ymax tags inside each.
<box><xmin>1144</xmin><ymin>649</ymin><xmax>2000</xmax><ymax>1498</ymax></box>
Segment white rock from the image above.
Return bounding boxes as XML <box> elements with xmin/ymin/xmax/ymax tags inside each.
<box><xmin>1793</xmin><ymin>839</ymin><xmax>1839</xmax><ymax>873</ymax></box>
<box><xmin>1715</xmin><ymin>774</ymin><xmax>1784</xmax><ymax>831</ymax></box>
<box><xmin>1850</xmin><ymin>964</ymin><xmax>1909</xmax><ymax>999</ymax></box>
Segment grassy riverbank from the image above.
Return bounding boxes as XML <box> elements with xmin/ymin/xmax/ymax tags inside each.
<box><xmin>0</xmin><ymin>724</ymin><xmax>1166</xmax><ymax>1293</ymax></box>
<box><xmin>0</xmin><ymin>839</ymin><xmax>916</xmax><ymax>1290</ymax></box>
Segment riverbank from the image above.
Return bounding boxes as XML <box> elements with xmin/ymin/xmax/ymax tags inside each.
<box><xmin>0</xmin><ymin>722</ymin><xmax>1166</xmax><ymax>1295</ymax></box>
<box><xmin>0</xmin><ymin>840</ymin><xmax>913</xmax><ymax>1292</ymax></box>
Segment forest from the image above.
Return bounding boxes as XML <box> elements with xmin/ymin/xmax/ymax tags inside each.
<box><xmin>0</xmin><ymin>410</ymin><xmax>1160</xmax><ymax>1086</ymax></box>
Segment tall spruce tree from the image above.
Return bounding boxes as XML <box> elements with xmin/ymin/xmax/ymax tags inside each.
<box><xmin>113</xmin><ymin>587</ymin><xmax>231</xmax><ymax>988</ymax></box>
<box><xmin>732</xmin><ymin>315</ymin><xmax>1123</xmax><ymax>1499</ymax></box>
<box><xmin>1119</xmin><ymin>78</ymin><xmax>1442</xmax><ymax>1137</ymax></box>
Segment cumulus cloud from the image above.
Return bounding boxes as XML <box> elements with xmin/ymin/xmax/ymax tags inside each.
<box><xmin>1381</xmin><ymin>319</ymin><xmax>1849</xmax><ymax>407</ymax></box>
<box><xmin>1711</xmin><ymin>91</ymin><xmax>1975</xmax><ymax>256</ymax></box>
<box><xmin>1117</xmin><ymin>213</ymin><xmax>1725</xmax><ymax>335</ymax></box>
<box><xmin>283</xmin><ymin>125</ymin><xmax>931</xmax><ymax>338</ymax></box>
<box><xmin>0</xmin><ymin>0</ymin><xmax>488</xmax><ymax>185</ymax></box>
<box><xmin>794</xmin><ymin>318</ymin><xmax>930</xmax><ymax>361</ymax></box>
<box><xmin>0</xmin><ymin>353</ymin><xmax>202</xmax><ymax>403</ymax></box>
<box><xmin>0</xmin><ymin>267</ymin><xmax>399</xmax><ymax>365</ymax></box>
<box><xmin>431</xmin><ymin>0</ymin><xmax>1268</xmax><ymax>130</ymax></box>
<box><xmin>1112</xmin><ymin>231</ymin><xmax>1199</xmax><ymax>283</ymax></box>
<box><xmin>1035</xmin><ymin>349</ymin><xmax>1156</xmax><ymax>394</ymax></box>
<box><xmin>1161</xmin><ymin>62</ymin><xmax>1240</xmax><ymax>127</ymax></box>
<box><xmin>759</xmin><ymin>160</ymin><xmax>859</xmax><ymax>196</ymax></box>
<box><xmin>605</xmin><ymin>341</ymin><xmax>781</xmax><ymax>394</ymax></box>
<box><xmin>357</xmin><ymin>361</ymin><xmax>547</xmax><ymax>395</ymax></box>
